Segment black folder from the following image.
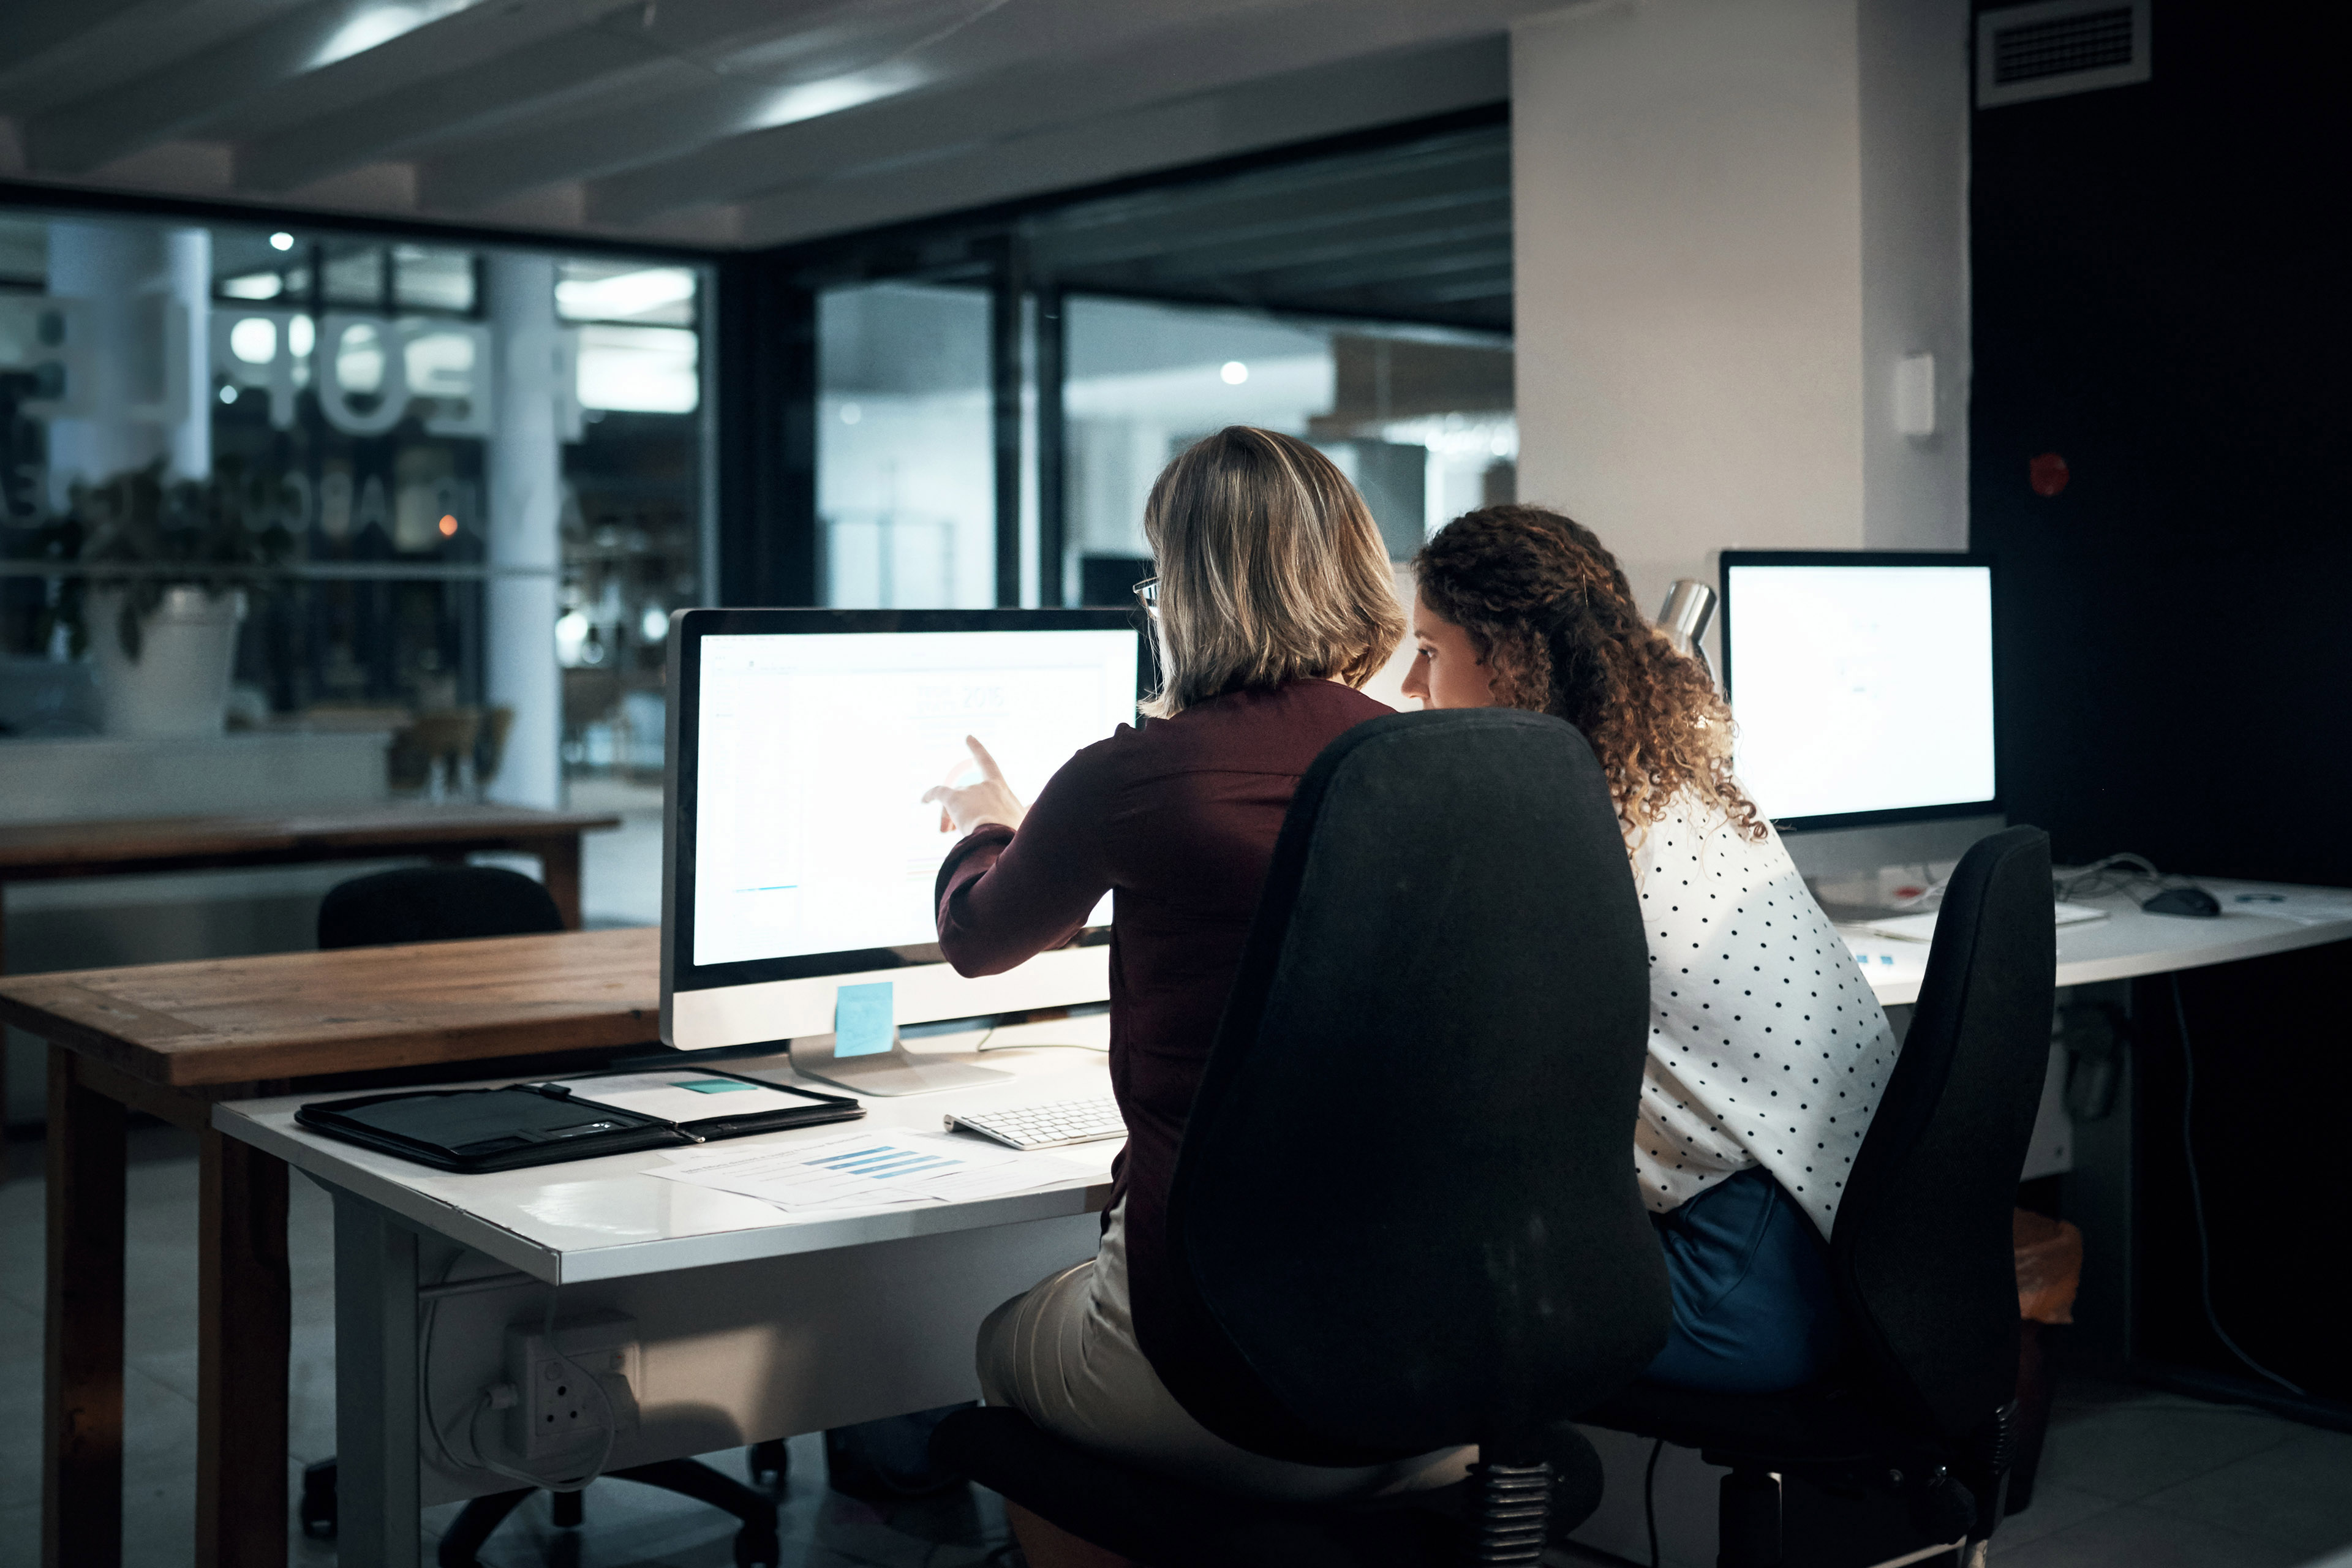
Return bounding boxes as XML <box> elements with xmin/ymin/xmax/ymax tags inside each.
<box><xmin>295</xmin><ymin>1069</ymin><xmax>864</xmax><ymax>1173</ymax></box>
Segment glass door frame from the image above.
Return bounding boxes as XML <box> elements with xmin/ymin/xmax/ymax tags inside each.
<box><xmin>731</xmin><ymin>232</ymin><xmax>1051</xmax><ymax>610</ymax></box>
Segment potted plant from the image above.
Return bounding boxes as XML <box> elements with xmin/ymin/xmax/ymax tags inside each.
<box><xmin>34</xmin><ymin>460</ymin><xmax>293</xmax><ymax>739</ymax></box>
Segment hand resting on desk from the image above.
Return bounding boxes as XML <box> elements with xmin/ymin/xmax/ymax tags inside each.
<box><xmin>924</xmin><ymin>734</ymin><xmax>1029</xmax><ymax>835</ymax></box>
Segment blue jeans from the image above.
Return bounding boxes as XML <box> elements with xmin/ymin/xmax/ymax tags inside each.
<box><xmin>1642</xmin><ymin>1167</ymin><xmax>1842</xmax><ymax>1393</ymax></box>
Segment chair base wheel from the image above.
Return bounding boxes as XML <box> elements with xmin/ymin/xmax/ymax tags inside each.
<box><xmin>735</xmin><ymin>1525</ymin><xmax>783</xmax><ymax>1568</ymax></box>
<box><xmin>299</xmin><ymin>1458</ymin><xmax>337</xmax><ymax>1540</ymax></box>
<box><xmin>750</xmin><ymin>1437</ymin><xmax>790</xmax><ymax>1494</ymax></box>
<box><xmin>1717</xmin><ymin>1463</ymin><xmax>1782</xmax><ymax>1568</ymax></box>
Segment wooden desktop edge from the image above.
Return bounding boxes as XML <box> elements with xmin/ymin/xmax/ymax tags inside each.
<box><xmin>0</xmin><ymin>927</ymin><xmax>662</xmax><ymax>1087</ymax></box>
<box><xmin>0</xmin><ymin>984</ymin><xmax>663</xmax><ymax>1087</ymax></box>
<box><xmin>0</xmin><ymin>808</ymin><xmax>624</xmax><ymax>869</ymax></box>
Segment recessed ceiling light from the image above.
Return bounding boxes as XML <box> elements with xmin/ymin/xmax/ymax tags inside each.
<box><xmin>1220</xmin><ymin>361</ymin><xmax>1248</xmax><ymax>385</ymax></box>
<box><xmin>269</xmin><ymin>232</ymin><xmax>296</xmax><ymax>252</ymax></box>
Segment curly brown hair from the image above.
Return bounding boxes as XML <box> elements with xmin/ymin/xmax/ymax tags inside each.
<box><xmin>1412</xmin><ymin>505</ymin><xmax>1765</xmax><ymax>843</ymax></box>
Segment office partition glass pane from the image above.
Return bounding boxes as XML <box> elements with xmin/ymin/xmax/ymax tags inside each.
<box><xmin>817</xmin><ymin>281</ymin><xmax>993</xmax><ymax>609</ymax></box>
<box><xmin>0</xmin><ymin>210</ymin><xmax>708</xmax><ymax>804</ymax></box>
<box><xmin>552</xmin><ymin>255</ymin><xmax>706</xmax><ymax>789</ymax></box>
<box><xmin>1060</xmin><ymin>296</ymin><xmax>1517</xmax><ymax>603</ymax></box>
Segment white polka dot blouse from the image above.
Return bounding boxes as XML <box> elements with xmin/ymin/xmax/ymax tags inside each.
<box><xmin>1630</xmin><ymin>788</ymin><xmax>1899</xmax><ymax>1238</ymax></box>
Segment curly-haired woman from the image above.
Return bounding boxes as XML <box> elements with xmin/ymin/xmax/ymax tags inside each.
<box><xmin>1403</xmin><ymin>505</ymin><xmax>1901</xmax><ymax>1394</ymax></box>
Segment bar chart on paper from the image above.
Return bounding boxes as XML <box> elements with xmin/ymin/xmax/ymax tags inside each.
<box><xmin>648</xmin><ymin>1129</ymin><xmax>1094</xmax><ymax>1212</ymax></box>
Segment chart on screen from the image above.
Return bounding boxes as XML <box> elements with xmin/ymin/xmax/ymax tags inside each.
<box><xmin>692</xmin><ymin>629</ymin><xmax>1136</xmax><ymax>966</ymax></box>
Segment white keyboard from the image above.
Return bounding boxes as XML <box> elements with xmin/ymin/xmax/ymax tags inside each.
<box><xmin>944</xmin><ymin>1096</ymin><xmax>1127</xmax><ymax>1151</ymax></box>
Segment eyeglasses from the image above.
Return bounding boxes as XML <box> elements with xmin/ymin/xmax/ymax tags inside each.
<box><xmin>1131</xmin><ymin>577</ymin><xmax>1160</xmax><ymax>619</ymax></box>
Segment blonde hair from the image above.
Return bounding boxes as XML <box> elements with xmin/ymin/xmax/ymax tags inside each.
<box><xmin>1140</xmin><ymin>427</ymin><xmax>1404</xmax><ymax>717</ymax></box>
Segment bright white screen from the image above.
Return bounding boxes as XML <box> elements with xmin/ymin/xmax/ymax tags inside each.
<box><xmin>693</xmin><ymin>630</ymin><xmax>1137</xmax><ymax>967</ymax></box>
<box><xmin>1727</xmin><ymin>565</ymin><xmax>1994</xmax><ymax>821</ymax></box>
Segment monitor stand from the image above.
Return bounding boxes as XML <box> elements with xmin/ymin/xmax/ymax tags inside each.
<box><xmin>783</xmin><ymin>1030</ymin><xmax>1014</xmax><ymax>1097</ymax></box>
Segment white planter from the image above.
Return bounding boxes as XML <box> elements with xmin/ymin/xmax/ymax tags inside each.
<box><xmin>86</xmin><ymin>586</ymin><xmax>247</xmax><ymax>739</ymax></box>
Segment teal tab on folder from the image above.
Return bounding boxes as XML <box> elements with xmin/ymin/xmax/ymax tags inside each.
<box><xmin>834</xmin><ymin>982</ymin><xmax>896</xmax><ymax>1059</ymax></box>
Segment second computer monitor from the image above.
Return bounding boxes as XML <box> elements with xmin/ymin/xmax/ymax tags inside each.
<box><xmin>1719</xmin><ymin>552</ymin><xmax>1997</xmax><ymax>830</ymax></box>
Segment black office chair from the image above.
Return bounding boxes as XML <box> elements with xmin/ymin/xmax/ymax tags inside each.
<box><xmin>1583</xmin><ymin>825</ymin><xmax>2057</xmax><ymax>1568</ymax></box>
<box><xmin>315</xmin><ymin>862</ymin><xmax>567</xmax><ymax>948</ymax></box>
<box><xmin>296</xmin><ymin>864</ymin><xmax>790</xmax><ymax>1567</ymax></box>
<box><xmin>935</xmin><ymin>709</ymin><xmax>1675</xmax><ymax>1566</ymax></box>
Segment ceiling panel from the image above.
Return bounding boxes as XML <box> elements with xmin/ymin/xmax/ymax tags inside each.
<box><xmin>1028</xmin><ymin>125</ymin><xmax>1512</xmax><ymax>332</ymax></box>
<box><xmin>0</xmin><ymin>0</ymin><xmax>1538</xmax><ymax>290</ymax></box>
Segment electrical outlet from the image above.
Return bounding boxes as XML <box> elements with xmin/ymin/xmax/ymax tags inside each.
<box><xmin>503</xmin><ymin>1311</ymin><xmax>642</xmax><ymax>1460</ymax></box>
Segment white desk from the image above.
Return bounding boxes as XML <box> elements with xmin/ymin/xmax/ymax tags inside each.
<box><xmin>216</xmin><ymin>878</ymin><xmax>2352</xmax><ymax>1568</ymax></box>
<box><xmin>216</xmin><ymin>1019</ymin><xmax>1120</xmax><ymax>1568</ymax></box>
<box><xmin>1839</xmin><ymin>875</ymin><xmax>2352</xmax><ymax>1007</ymax></box>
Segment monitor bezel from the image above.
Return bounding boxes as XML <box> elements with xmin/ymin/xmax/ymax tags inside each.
<box><xmin>1718</xmin><ymin>549</ymin><xmax>2000</xmax><ymax>834</ymax></box>
<box><xmin>664</xmin><ymin>606</ymin><xmax>1151</xmax><ymax>997</ymax></box>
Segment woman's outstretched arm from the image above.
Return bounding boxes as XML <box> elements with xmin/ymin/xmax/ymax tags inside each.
<box><xmin>933</xmin><ymin>743</ymin><xmax>1113</xmax><ymax>976</ymax></box>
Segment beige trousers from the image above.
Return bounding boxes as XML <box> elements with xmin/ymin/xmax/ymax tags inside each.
<box><xmin>976</xmin><ymin>1202</ymin><xmax>1472</xmax><ymax>1503</ymax></box>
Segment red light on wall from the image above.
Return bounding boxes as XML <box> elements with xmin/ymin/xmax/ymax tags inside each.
<box><xmin>2029</xmin><ymin>453</ymin><xmax>2069</xmax><ymax>497</ymax></box>
<box><xmin>437</xmin><ymin>514</ymin><xmax>459</xmax><ymax>537</ymax></box>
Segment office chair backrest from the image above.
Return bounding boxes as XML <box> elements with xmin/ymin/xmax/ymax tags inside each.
<box><xmin>317</xmin><ymin>864</ymin><xmax>565</xmax><ymax>950</ymax></box>
<box><xmin>1832</xmin><ymin>826</ymin><xmax>2054</xmax><ymax>1441</ymax></box>
<box><xmin>1167</xmin><ymin>710</ymin><xmax>1671</xmax><ymax>1463</ymax></box>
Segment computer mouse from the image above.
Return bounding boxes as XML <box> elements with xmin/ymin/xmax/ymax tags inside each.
<box><xmin>2143</xmin><ymin>886</ymin><xmax>2220</xmax><ymax>918</ymax></box>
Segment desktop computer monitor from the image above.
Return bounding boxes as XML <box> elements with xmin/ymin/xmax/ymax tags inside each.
<box><xmin>661</xmin><ymin>608</ymin><xmax>1147</xmax><ymax>1091</ymax></box>
<box><xmin>1718</xmin><ymin>552</ymin><xmax>1997</xmax><ymax>832</ymax></box>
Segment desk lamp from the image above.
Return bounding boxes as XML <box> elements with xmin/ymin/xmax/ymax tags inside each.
<box><xmin>1656</xmin><ymin>578</ymin><xmax>1717</xmax><ymax>679</ymax></box>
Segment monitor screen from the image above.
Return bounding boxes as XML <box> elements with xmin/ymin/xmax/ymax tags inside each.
<box><xmin>677</xmin><ymin>616</ymin><xmax>1140</xmax><ymax>978</ymax></box>
<box><xmin>1721</xmin><ymin>554</ymin><xmax>1996</xmax><ymax>827</ymax></box>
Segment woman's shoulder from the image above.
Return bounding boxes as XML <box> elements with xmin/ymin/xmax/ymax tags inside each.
<box><xmin>1102</xmin><ymin>681</ymin><xmax>1391</xmax><ymax>774</ymax></box>
<box><xmin>1634</xmin><ymin>785</ymin><xmax>1795</xmax><ymax>872</ymax></box>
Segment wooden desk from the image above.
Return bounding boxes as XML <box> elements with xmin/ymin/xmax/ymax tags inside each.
<box><xmin>0</xmin><ymin>802</ymin><xmax>622</xmax><ymax>1134</ymax></box>
<box><xmin>0</xmin><ymin>926</ymin><xmax>660</xmax><ymax>1568</ymax></box>
<box><xmin>0</xmin><ymin>802</ymin><xmax>623</xmax><ymax>942</ymax></box>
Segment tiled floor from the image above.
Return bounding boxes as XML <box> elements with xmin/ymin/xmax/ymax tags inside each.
<box><xmin>2</xmin><ymin>1124</ymin><xmax>2345</xmax><ymax>1566</ymax></box>
<box><xmin>1988</xmin><ymin>1377</ymin><xmax>2352</xmax><ymax>1568</ymax></box>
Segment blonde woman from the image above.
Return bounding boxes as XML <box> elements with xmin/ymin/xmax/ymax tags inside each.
<box><xmin>920</xmin><ymin>428</ymin><xmax>1453</xmax><ymax>1564</ymax></box>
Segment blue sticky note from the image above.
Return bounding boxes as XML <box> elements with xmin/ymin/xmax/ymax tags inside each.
<box><xmin>835</xmin><ymin>982</ymin><xmax>896</xmax><ymax>1059</ymax></box>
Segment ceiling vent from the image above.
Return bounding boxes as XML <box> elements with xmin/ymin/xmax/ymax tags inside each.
<box><xmin>1977</xmin><ymin>0</ymin><xmax>2150</xmax><ymax>108</ymax></box>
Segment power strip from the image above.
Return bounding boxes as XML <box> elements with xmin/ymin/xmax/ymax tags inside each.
<box><xmin>503</xmin><ymin>1311</ymin><xmax>642</xmax><ymax>1461</ymax></box>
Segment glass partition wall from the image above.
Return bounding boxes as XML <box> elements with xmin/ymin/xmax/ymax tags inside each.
<box><xmin>817</xmin><ymin>281</ymin><xmax>995</xmax><ymax>609</ymax></box>
<box><xmin>1061</xmin><ymin>296</ymin><xmax>1513</xmax><ymax>605</ymax></box>
<box><xmin>799</xmin><ymin>285</ymin><xmax>1513</xmax><ymax>613</ymax></box>
<box><xmin>783</xmin><ymin>115</ymin><xmax>1514</xmax><ymax>613</ymax></box>
<box><xmin>0</xmin><ymin>210</ymin><xmax>710</xmax><ymax>799</ymax></box>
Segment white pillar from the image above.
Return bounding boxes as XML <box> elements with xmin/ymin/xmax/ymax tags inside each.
<box><xmin>1509</xmin><ymin>0</ymin><xmax>1969</xmax><ymax>632</ymax></box>
<box><xmin>484</xmin><ymin>254</ymin><xmax>564</xmax><ymax>809</ymax></box>
<box><xmin>1858</xmin><ymin>0</ymin><xmax>1972</xmax><ymax>551</ymax></box>
<box><xmin>44</xmin><ymin>222</ymin><xmax>212</xmax><ymax>494</ymax></box>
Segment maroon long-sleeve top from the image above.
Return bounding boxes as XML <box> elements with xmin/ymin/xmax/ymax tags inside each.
<box><xmin>934</xmin><ymin>679</ymin><xmax>1389</xmax><ymax>1397</ymax></box>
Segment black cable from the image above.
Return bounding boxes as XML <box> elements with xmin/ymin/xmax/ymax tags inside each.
<box><xmin>1644</xmin><ymin>1438</ymin><xmax>1664</xmax><ymax>1568</ymax></box>
<box><xmin>962</xmin><ymin>1022</ymin><xmax>1109</xmax><ymax>1055</ymax></box>
<box><xmin>2172</xmin><ymin>973</ymin><xmax>2305</xmax><ymax>1397</ymax></box>
<box><xmin>2052</xmin><ymin>852</ymin><xmax>2166</xmax><ymax>903</ymax></box>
